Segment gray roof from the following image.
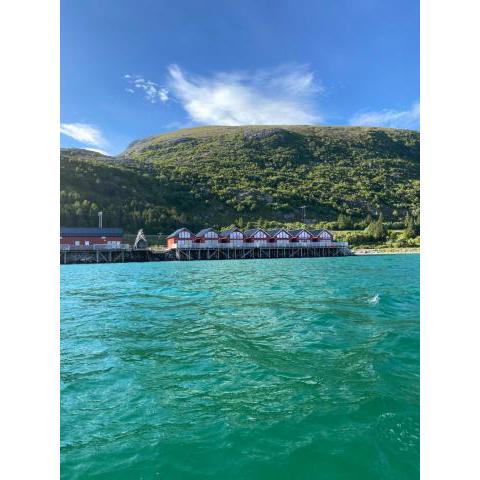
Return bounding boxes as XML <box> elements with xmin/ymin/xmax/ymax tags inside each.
<box><xmin>244</xmin><ymin>228</ymin><xmax>269</xmax><ymax>237</ymax></box>
<box><xmin>243</xmin><ymin>228</ymin><xmax>258</xmax><ymax>237</ymax></box>
<box><xmin>310</xmin><ymin>229</ymin><xmax>333</xmax><ymax>237</ymax></box>
<box><xmin>220</xmin><ymin>228</ymin><xmax>244</xmax><ymax>237</ymax></box>
<box><xmin>289</xmin><ymin>229</ymin><xmax>313</xmax><ymax>237</ymax></box>
<box><xmin>196</xmin><ymin>228</ymin><xmax>219</xmax><ymax>237</ymax></box>
<box><xmin>60</xmin><ymin>227</ymin><xmax>123</xmax><ymax>237</ymax></box>
<box><xmin>167</xmin><ymin>228</ymin><xmax>193</xmax><ymax>239</ymax></box>
<box><xmin>266</xmin><ymin>228</ymin><xmax>291</xmax><ymax>237</ymax></box>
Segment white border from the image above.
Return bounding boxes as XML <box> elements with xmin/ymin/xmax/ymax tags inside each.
<box><xmin>1</xmin><ymin>1</ymin><xmax>59</xmax><ymax>478</ymax></box>
<box><xmin>3</xmin><ymin>0</ymin><xmax>480</xmax><ymax>478</ymax></box>
<box><xmin>421</xmin><ymin>0</ymin><xmax>480</xmax><ymax>478</ymax></box>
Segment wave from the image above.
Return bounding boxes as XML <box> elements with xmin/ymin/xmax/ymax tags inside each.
<box><xmin>366</xmin><ymin>293</ymin><xmax>380</xmax><ymax>305</ymax></box>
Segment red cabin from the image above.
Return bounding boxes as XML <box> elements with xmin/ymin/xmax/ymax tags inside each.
<box><xmin>244</xmin><ymin>228</ymin><xmax>270</xmax><ymax>246</ymax></box>
<box><xmin>220</xmin><ymin>227</ymin><xmax>244</xmax><ymax>245</ymax></box>
<box><xmin>267</xmin><ymin>228</ymin><xmax>291</xmax><ymax>246</ymax></box>
<box><xmin>290</xmin><ymin>229</ymin><xmax>314</xmax><ymax>244</ymax></box>
<box><xmin>311</xmin><ymin>229</ymin><xmax>334</xmax><ymax>242</ymax></box>
<box><xmin>166</xmin><ymin>228</ymin><xmax>194</xmax><ymax>248</ymax></box>
<box><xmin>195</xmin><ymin>228</ymin><xmax>220</xmax><ymax>246</ymax></box>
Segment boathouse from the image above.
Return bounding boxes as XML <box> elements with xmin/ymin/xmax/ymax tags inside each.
<box><xmin>312</xmin><ymin>229</ymin><xmax>334</xmax><ymax>242</ymax></box>
<box><xmin>220</xmin><ymin>227</ymin><xmax>244</xmax><ymax>246</ymax></box>
<box><xmin>267</xmin><ymin>228</ymin><xmax>291</xmax><ymax>246</ymax></box>
<box><xmin>60</xmin><ymin>227</ymin><xmax>124</xmax><ymax>246</ymax></box>
<box><xmin>244</xmin><ymin>228</ymin><xmax>270</xmax><ymax>246</ymax></box>
<box><xmin>166</xmin><ymin>228</ymin><xmax>194</xmax><ymax>248</ymax></box>
<box><xmin>196</xmin><ymin>228</ymin><xmax>220</xmax><ymax>246</ymax></box>
<box><xmin>291</xmin><ymin>229</ymin><xmax>314</xmax><ymax>245</ymax></box>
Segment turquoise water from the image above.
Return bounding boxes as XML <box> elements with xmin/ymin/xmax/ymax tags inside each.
<box><xmin>61</xmin><ymin>255</ymin><xmax>419</xmax><ymax>479</ymax></box>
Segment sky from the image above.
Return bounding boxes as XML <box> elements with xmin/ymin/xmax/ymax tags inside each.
<box><xmin>61</xmin><ymin>0</ymin><xmax>419</xmax><ymax>155</ymax></box>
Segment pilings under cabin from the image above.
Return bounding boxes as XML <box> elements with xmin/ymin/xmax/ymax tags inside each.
<box><xmin>60</xmin><ymin>245</ymin><xmax>165</xmax><ymax>264</ymax></box>
<box><xmin>166</xmin><ymin>244</ymin><xmax>351</xmax><ymax>261</ymax></box>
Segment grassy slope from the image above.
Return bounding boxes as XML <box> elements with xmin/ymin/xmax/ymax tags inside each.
<box><xmin>60</xmin><ymin>125</ymin><xmax>420</xmax><ymax>235</ymax></box>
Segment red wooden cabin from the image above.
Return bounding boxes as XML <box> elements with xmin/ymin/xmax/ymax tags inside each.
<box><xmin>166</xmin><ymin>228</ymin><xmax>194</xmax><ymax>248</ymax></box>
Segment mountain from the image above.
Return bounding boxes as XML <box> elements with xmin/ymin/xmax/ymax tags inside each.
<box><xmin>60</xmin><ymin>125</ymin><xmax>420</xmax><ymax>233</ymax></box>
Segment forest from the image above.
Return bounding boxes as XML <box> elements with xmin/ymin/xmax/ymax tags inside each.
<box><xmin>61</xmin><ymin>125</ymin><xmax>420</xmax><ymax>247</ymax></box>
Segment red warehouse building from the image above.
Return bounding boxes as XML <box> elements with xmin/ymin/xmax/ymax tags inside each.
<box><xmin>60</xmin><ymin>227</ymin><xmax>124</xmax><ymax>246</ymax></box>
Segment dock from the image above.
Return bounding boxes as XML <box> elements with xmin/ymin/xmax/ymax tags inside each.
<box><xmin>165</xmin><ymin>242</ymin><xmax>351</xmax><ymax>261</ymax></box>
<box><xmin>60</xmin><ymin>244</ymin><xmax>165</xmax><ymax>264</ymax></box>
<box><xmin>60</xmin><ymin>242</ymin><xmax>351</xmax><ymax>264</ymax></box>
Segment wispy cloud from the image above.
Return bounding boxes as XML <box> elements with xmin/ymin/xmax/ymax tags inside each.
<box><xmin>124</xmin><ymin>74</ymin><xmax>169</xmax><ymax>103</ymax></box>
<box><xmin>84</xmin><ymin>147</ymin><xmax>110</xmax><ymax>156</ymax></box>
<box><xmin>166</xmin><ymin>64</ymin><xmax>323</xmax><ymax>125</ymax></box>
<box><xmin>349</xmin><ymin>102</ymin><xmax>420</xmax><ymax>129</ymax></box>
<box><xmin>60</xmin><ymin>123</ymin><xmax>108</xmax><ymax>147</ymax></box>
<box><xmin>124</xmin><ymin>65</ymin><xmax>323</xmax><ymax>125</ymax></box>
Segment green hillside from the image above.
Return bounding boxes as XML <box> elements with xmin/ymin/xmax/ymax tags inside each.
<box><xmin>60</xmin><ymin>125</ymin><xmax>419</xmax><ymax>234</ymax></box>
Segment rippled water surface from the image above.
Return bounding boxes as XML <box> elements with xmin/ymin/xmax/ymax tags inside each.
<box><xmin>61</xmin><ymin>255</ymin><xmax>419</xmax><ymax>479</ymax></box>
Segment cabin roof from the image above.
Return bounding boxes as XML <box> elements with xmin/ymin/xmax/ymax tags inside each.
<box><xmin>60</xmin><ymin>227</ymin><xmax>123</xmax><ymax>237</ymax></box>
<box><xmin>244</xmin><ymin>227</ymin><xmax>269</xmax><ymax>237</ymax></box>
<box><xmin>289</xmin><ymin>229</ymin><xmax>313</xmax><ymax>236</ymax></box>
<box><xmin>266</xmin><ymin>228</ymin><xmax>291</xmax><ymax>237</ymax></box>
<box><xmin>167</xmin><ymin>228</ymin><xmax>193</xmax><ymax>239</ymax></box>
<box><xmin>196</xmin><ymin>228</ymin><xmax>219</xmax><ymax>237</ymax></box>
<box><xmin>310</xmin><ymin>229</ymin><xmax>333</xmax><ymax>237</ymax></box>
<box><xmin>220</xmin><ymin>227</ymin><xmax>243</xmax><ymax>237</ymax></box>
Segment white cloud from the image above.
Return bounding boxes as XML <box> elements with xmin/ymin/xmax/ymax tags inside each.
<box><xmin>84</xmin><ymin>147</ymin><xmax>110</xmax><ymax>156</ymax></box>
<box><xmin>60</xmin><ymin>123</ymin><xmax>107</xmax><ymax>147</ymax></box>
<box><xmin>124</xmin><ymin>74</ymin><xmax>169</xmax><ymax>103</ymax></box>
<box><xmin>349</xmin><ymin>102</ymin><xmax>420</xmax><ymax>129</ymax></box>
<box><xmin>166</xmin><ymin>64</ymin><xmax>323</xmax><ymax>125</ymax></box>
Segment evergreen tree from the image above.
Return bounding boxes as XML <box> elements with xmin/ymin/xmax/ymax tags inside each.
<box><xmin>359</xmin><ymin>214</ymin><xmax>373</xmax><ymax>229</ymax></box>
<box><xmin>337</xmin><ymin>213</ymin><xmax>352</xmax><ymax>229</ymax></box>
<box><xmin>366</xmin><ymin>213</ymin><xmax>386</xmax><ymax>240</ymax></box>
<box><xmin>405</xmin><ymin>213</ymin><xmax>416</xmax><ymax>239</ymax></box>
<box><xmin>413</xmin><ymin>211</ymin><xmax>420</xmax><ymax>235</ymax></box>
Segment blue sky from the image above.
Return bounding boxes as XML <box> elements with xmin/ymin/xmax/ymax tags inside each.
<box><xmin>61</xmin><ymin>0</ymin><xmax>419</xmax><ymax>155</ymax></box>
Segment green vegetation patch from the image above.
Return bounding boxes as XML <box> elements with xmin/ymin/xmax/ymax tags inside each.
<box><xmin>61</xmin><ymin>125</ymin><xmax>420</xmax><ymax>236</ymax></box>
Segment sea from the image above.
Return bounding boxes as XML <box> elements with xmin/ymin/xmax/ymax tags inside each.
<box><xmin>61</xmin><ymin>254</ymin><xmax>420</xmax><ymax>479</ymax></box>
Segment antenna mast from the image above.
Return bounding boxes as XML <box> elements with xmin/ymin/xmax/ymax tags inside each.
<box><xmin>300</xmin><ymin>206</ymin><xmax>306</xmax><ymax>224</ymax></box>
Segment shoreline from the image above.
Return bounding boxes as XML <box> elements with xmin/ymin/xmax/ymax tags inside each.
<box><xmin>353</xmin><ymin>248</ymin><xmax>420</xmax><ymax>255</ymax></box>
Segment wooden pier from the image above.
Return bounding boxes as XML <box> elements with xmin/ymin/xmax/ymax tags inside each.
<box><xmin>60</xmin><ymin>245</ymin><xmax>165</xmax><ymax>264</ymax></box>
<box><xmin>60</xmin><ymin>242</ymin><xmax>352</xmax><ymax>264</ymax></box>
<box><xmin>166</xmin><ymin>244</ymin><xmax>352</xmax><ymax>261</ymax></box>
